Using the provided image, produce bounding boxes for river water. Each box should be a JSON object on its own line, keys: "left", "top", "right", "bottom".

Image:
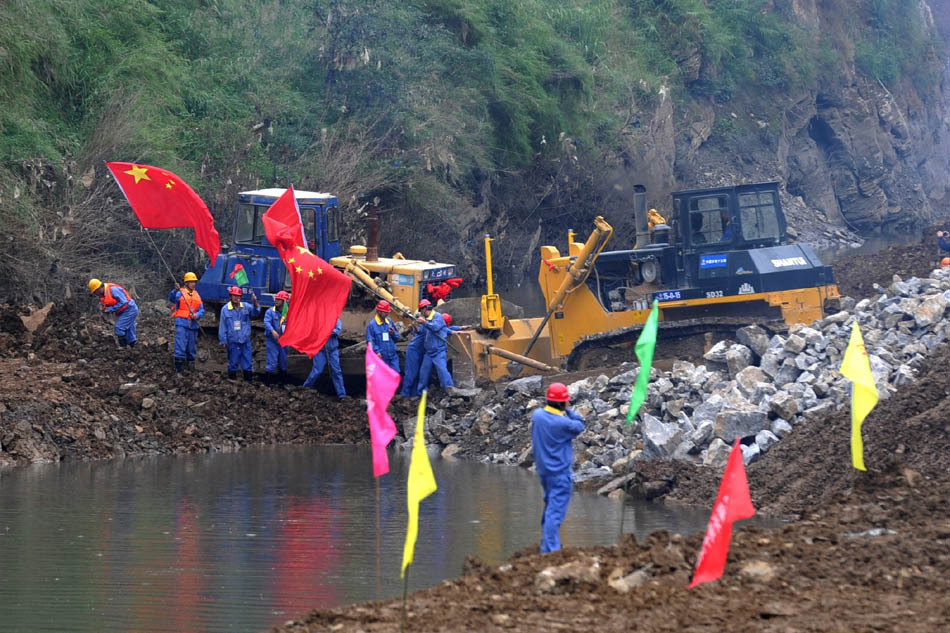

{"left": 0, "top": 445, "right": 712, "bottom": 633}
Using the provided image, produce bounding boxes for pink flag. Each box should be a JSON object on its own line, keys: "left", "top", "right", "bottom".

{"left": 689, "top": 438, "right": 756, "bottom": 588}
{"left": 366, "top": 344, "right": 400, "bottom": 477}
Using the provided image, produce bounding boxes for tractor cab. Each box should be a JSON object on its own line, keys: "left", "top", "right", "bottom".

{"left": 196, "top": 189, "right": 342, "bottom": 309}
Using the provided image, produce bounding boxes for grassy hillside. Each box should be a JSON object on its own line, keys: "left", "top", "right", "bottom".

{"left": 0, "top": 0, "right": 942, "bottom": 301}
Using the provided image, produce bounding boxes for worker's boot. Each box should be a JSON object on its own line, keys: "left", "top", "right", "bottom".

{"left": 243, "top": 370, "right": 253, "bottom": 383}
{"left": 278, "top": 369, "right": 288, "bottom": 386}
{"left": 263, "top": 372, "right": 272, "bottom": 386}
{"left": 174, "top": 359, "right": 184, "bottom": 375}
{"left": 187, "top": 360, "right": 196, "bottom": 372}
{"left": 117, "top": 336, "right": 127, "bottom": 347}
{"left": 227, "top": 370, "right": 237, "bottom": 381}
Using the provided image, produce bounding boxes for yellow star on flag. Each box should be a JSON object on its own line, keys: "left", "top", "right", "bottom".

{"left": 288, "top": 257, "right": 295, "bottom": 264}
{"left": 124, "top": 165, "right": 150, "bottom": 184}
{"left": 296, "top": 245, "right": 312, "bottom": 255}
{"left": 165, "top": 180, "right": 176, "bottom": 189}
{"left": 317, "top": 267, "right": 323, "bottom": 275}
{"left": 307, "top": 270, "right": 315, "bottom": 279}
{"left": 295, "top": 265, "right": 303, "bottom": 274}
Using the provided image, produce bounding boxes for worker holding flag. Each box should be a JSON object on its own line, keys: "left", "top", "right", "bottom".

{"left": 218, "top": 286, "right": 260, "bottom": 382}
{"left": 839, "top": 321, "right": 879, "bottom": 470}
{"left": 167, "top": 272, "right": 204, "bottom": 374}
{"left": 263, "top": 290, "right": 291, "bottom": 385}
{"left": 531, "top": 382, "right": 585, "bottom": 553}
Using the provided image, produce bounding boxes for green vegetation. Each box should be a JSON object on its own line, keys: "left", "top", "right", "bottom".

{"left": 0, "top": 0, "right": 943, "bottom": 298}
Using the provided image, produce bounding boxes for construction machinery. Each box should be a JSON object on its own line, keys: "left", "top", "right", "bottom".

{"left": 196, "top": 188, "right": 460, "bottom": 338}
{"left": 450, "top": 182, "right": 840, "bottom": 383}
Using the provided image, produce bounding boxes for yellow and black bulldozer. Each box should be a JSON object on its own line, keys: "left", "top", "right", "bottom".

{"left": 448, "top": 182, "right": 840, "bottom": 383}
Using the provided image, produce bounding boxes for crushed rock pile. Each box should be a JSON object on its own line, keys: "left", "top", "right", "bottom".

{"left": 417, "top": 266, "right": 950, "bottom": 512}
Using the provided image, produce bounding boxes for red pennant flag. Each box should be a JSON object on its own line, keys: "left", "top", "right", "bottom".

{"left": 105, "top": 162, "right": 221, "bottom": 262}
{"left": 689, "top": 439, "right": 756, "bottom": 588}
{"left": 262, "top": 187, "right": 351, "bottom": 356}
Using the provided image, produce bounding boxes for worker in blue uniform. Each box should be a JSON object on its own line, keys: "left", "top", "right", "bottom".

{"left": 303, "top": 318, "right": 346, "bottom": 399}
{"left": 531, "top": 382, "right": 585, "bottom": 553}
{"left": 218, "top": 286, "right": 260, "bottom": 382}
{"left": 414, "top": 302, "right": 454, "bottom": 394}
{"left": 263, "top": 290, "right": 291, "bottom": 385}
{"left": 399, "top": 299, "right": 432, "bottom": 397}
{"left": 365, "top": 300, "right": 400, "bottom": 372}
{"left": 167, "top": 272, "right": 205, "bottom": 374}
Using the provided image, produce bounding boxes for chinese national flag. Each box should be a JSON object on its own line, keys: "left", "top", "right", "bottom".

{"left": 689, "top": 439, "right": 756, "bottom": 588}
{"left": 262, "top": 187, "right": 351, "bottom": 357}
{"left": 105, "top": 162, "right": 220, "bottom": 262}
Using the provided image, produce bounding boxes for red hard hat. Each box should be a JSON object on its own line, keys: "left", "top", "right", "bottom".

{"left": 546, "top": 382, "right": 570, "bottom": 403}
{"left": 228, "top": 286, "right": 243, "bottom": 296}
{"left": 275, "top": 290, "right": 291, "bottom": 301}
{"left": 442, "top": 313, "right": 452, "bottom": 326}
{"left": 418, "top": 298, "right": 432, "bottom": 309}
{"left": 376, "top": 300, "right": 391, "bottom": 313}
{"left": 942, "top": 257, "right": 950, "bottom": 269}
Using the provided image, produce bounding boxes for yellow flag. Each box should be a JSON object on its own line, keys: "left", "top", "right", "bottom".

{"left": 401, "top": 390, "right": 437, "bottom": 577}
{"left": 839, "top": 322, "right": 879, "bottom": 471}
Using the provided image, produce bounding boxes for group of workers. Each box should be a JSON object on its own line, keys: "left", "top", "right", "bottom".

{"left": 365, "top": 298, "right": 466, "bottom": 398}
{"left": 87, "top": 275, "right": 465, "bottom": 397}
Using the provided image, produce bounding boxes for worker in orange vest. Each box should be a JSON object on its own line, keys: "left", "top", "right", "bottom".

{"left": 167, "top": 272, "right": 205, "bottom": 374}
{"left": 88, "top": 278, "right": 139, "bottom": 347}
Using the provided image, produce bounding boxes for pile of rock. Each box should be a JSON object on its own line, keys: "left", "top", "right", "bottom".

{"left": 420, "top": 268, "right": 950, "bottom": 494}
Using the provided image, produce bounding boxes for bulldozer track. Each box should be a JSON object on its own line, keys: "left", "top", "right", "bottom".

{"left": 566, "top": 315, "right": 787, "bottom": 371}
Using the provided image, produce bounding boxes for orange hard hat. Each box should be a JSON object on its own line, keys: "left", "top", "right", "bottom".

{"left": 442, "top": 313, "right": 452, "bottom": 326}
{"left": 228, "top": 286, "right": 243, "bottom": 296}
{"left": 546, "top": 382, "right": 570, "bottom": 403}
{"left": 941, "top": 257, "right": 950, "bottom": 269}
{"left": 376, "top": 300, "right": 391, "bottom": 313}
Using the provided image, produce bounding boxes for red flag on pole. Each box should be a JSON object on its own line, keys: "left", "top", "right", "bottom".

{"left": 105, "top": 162, "right": 220, "bottom": 262}
{"left": 365, "top": 344, "right": 399, "bottom": 477}
{"left": 261, "top": 187, "right": 351, "bottom": 356}
{"left": 689, "top": 439, "right": 756, "bottom": 588}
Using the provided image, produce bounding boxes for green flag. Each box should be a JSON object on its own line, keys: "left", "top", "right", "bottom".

{"left": 229, "top": 262, "right": 249, "bottom": 286}
{"left": 280, "top": 299, "right": 289, "bottom": 320}
{"left": 625, "top": 300, "right": 659, "bottom": 425}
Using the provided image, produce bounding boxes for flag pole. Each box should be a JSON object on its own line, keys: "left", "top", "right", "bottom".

{"left": 142, "top": 228, "right": 202, "bottom": 335}
{"left": 400, "top": 567, "right": 410, "bottom": 633}
{"left": 376, "top": 477, "right": 382, "bottom": 600}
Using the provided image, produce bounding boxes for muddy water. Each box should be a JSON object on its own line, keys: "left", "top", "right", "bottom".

{"left": 0, "top": 445, "right": 711, "bottom": 633}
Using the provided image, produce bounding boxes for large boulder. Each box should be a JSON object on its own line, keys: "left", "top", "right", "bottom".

{"left": 714, "top": 409, "right": 770, "bottom": 441}
{"left": 641, "top": 414, "right": 683, "bottom": 458}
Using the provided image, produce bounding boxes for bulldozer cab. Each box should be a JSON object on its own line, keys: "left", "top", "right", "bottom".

{"left": 675, "top": 182, "right": 785, "bottom": 251}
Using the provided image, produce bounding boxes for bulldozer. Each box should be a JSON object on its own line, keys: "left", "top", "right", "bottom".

{"left": 448, "top": 182, "right": 840, "bottom": 384}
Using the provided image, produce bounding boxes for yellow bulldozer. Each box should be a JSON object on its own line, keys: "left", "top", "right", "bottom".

{"left": 447, "top": 182, "right": 841, "bottom": 384}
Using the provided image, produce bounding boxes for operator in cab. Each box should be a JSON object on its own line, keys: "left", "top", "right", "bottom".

{"left": 167, "top": 272, "right": 204, "bottom": 374}
{"left": 720, "top": 208, "right": 734, "bottom": 243}
{"left": 366, "top": 300, "right": 400, "bottom": 372}
{"left": 89, "top": 278, "right": 139, "bottom": 348}
{"left": 218, "top": 286, "right": 260, "bottom": 382}
{"left": 531, "top": 382, "right": 585, "bottom": 553}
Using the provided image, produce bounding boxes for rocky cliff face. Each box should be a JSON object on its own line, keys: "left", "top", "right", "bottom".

{"left": 631, "top": 0, "right": 950, "bottom": 242}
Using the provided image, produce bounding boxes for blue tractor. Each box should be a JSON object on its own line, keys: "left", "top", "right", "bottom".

{"left": 196, "top": 188, "right": 342, "bottom": 310}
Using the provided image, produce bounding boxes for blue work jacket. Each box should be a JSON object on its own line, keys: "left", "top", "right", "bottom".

{"left": 218, "top": 301, "right": 260, "bottom": 345}
{"left": 366, "top": 315, "right": 399, "bottom": 359}
{"left": 531, "top": 406, "right": 585, "bottom": 477}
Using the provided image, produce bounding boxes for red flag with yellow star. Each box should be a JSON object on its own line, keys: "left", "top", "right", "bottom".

{"left": 262, "top": 187, "right": 351, "bottom": 356}
{"left": 106, "top": 162, "right": 221, "bottom": 262}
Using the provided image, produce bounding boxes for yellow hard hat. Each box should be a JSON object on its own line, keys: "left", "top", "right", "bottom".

{"left": 88, "top": 278, "right": 102, "bottom": 293}
{"left": 183, "top": 272, "right": 198, "bottom": 282}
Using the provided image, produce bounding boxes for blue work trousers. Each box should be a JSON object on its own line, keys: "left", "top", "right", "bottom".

{"left": 303, "top": 348, "right": 346, "bottom": 398}
{"left": 539, "top": 473, "right": 574, "bottom": 553}
{"left": 265, "top": 339, "right": 288, "bottom": 373}
{"left": 226, "top": 341, "right": 252, "bottom": 372}
{"left": 416, "top": 350, "right": 453, "bottom": 394}
{"left": 174, "top": 324, "right": 198, "bottom": 360}
{"left": 114, "top": 304, "right": 139, "bottom": 345}
{"left": 400, "top": 345, "right": 424, "bottom": 396}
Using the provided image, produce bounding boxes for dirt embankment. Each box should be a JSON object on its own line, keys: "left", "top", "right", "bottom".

{"left": 0, "top": 303, "right": 375, "bottom": 467}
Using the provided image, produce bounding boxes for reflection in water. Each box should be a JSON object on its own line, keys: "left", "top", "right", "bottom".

{"left": 0, "top": 445, "right": 713, "bottom": 633}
